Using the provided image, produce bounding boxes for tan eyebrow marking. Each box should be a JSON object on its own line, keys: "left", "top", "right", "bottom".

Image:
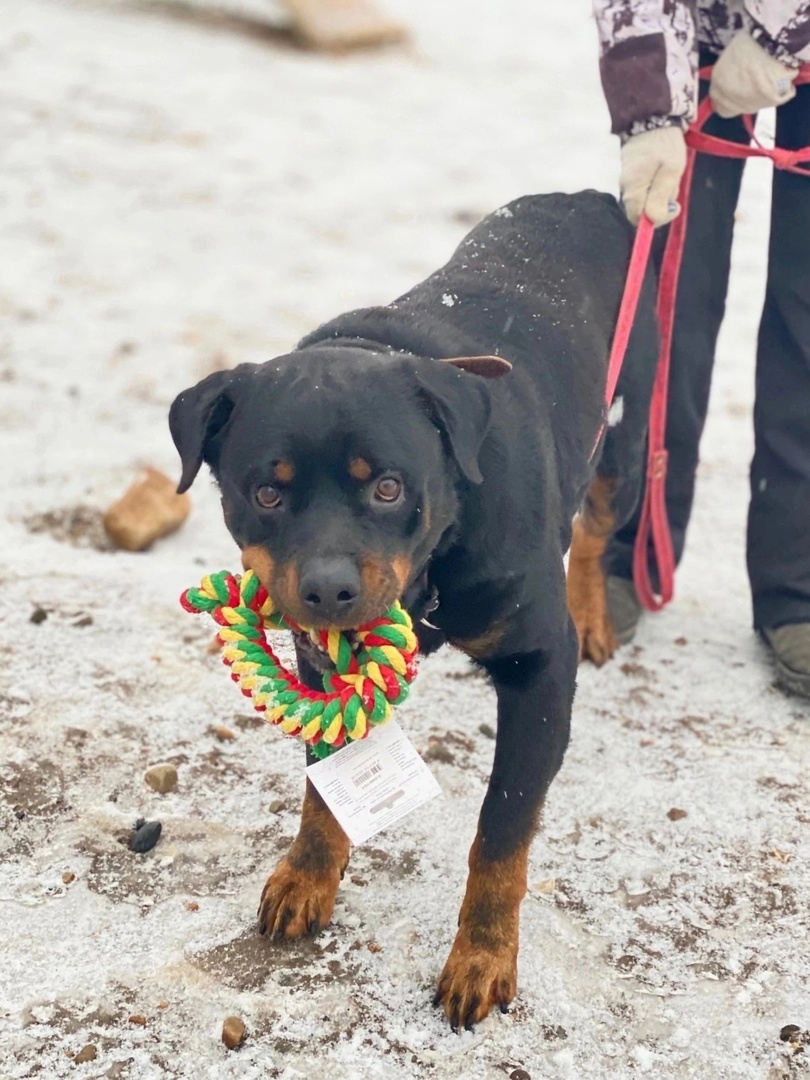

{"left": 349, "top": 457, "right": 372, "bottom": 481}
{"left": 273, "top": 461, "right": 295, "bottom": 483}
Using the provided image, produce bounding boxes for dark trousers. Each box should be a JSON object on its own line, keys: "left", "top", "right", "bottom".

{"left": 609, "top": 77, "right": 810, "bottom": 630}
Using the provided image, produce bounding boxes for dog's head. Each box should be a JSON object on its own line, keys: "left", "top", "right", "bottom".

{"left": 170, "top": 347, "right": 509, "bottom": 629}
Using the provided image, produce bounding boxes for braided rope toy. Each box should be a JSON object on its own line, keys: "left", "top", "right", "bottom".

{"left": 180, "top": 570, "right": 419, "bottom": 758}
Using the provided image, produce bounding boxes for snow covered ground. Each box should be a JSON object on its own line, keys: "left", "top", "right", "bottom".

{"left": 1, "top": 1, "right": 808, "bottom": 1077}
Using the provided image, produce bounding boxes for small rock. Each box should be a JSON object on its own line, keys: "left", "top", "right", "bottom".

{"left": 105, "top": 1063, "right": 132, "bottom": 1079}
{"left": 221, "top": 1016, "right": 246, "bottom": 1050}
{"left": 780, "top": 1024, "right": 802, "bottom": 1043}
{"left": 30, "top": 606, "right": 48, "bottom": 624}
{"left": 72, "top": 614, "right": 93, "bottom": 628}
{"left": 478, "top": 722, "right": 496, "bottom": 739}
{"left": 674, "top": 636, "right": 688, "bottom": 646}
{"left": 185, "top": 900, "right": 199, "bottom": 912}
{"left": 350, "top": 875, "right": 368, "bottom": 887}
{"left": 533, "top": 878, "right": 556, "bottom": 894}
{"left": 667, "top": 807, "right": 688, "bottom": 821}
{"left": 212, "top": 725, "right": 236, "bottom": 742}
{"left": 130, "top": 820, "right": 162, "bottom": 853}
{"left": 74, "top": 1044, "right": 97, "bottom": 1064}
{"left": 62, "top": 871, "right": 75, "bottom": 885}
{"left": 510, "top": 1071, "right": 531, "bottom": 1080}
{"left": 367, "top": 941, "right": 382, "bottom": 954}
{"left": 144, "top": 763, "right": 178, "bottom": 794}
{"left": 129, "top": 1014, "right": 147, "bottom": 1026}
{"left": 268, "top": 799, "right": 286, "bottom": 814}
{"left": 157, "top": 1001, "right": 169, "bottom": 1010}
{"left": 103, "top": 467, "right": 191, "bottom": 552}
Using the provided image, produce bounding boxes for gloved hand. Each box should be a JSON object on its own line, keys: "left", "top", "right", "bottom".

{"left": 710, "top": 29, "right": 798, "bottom": 118}
{"left": 620, "top": 127, "right": 687, "bottom": 227}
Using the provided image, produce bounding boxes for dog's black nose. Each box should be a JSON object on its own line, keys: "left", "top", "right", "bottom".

{"left": 299, "top": 558, "right": 361, "bottom": 623}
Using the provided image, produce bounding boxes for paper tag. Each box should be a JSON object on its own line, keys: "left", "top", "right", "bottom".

{"left": 306, "top": 721, "right": 441, "bottom": 846}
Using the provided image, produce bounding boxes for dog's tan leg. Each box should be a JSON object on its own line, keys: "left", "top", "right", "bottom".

{"left": 434, "top": 831, "right": 528, "bottom": 1029}
{"left": 257, "top": 779, "right": 350, "bottom": 937}
{"left": 566, "top": 475, "right": 618, "bottom": 666}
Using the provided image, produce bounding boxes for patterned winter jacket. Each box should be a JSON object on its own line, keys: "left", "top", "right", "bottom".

{"left": 593, "top": 1, "right": 810, "bottom": 136}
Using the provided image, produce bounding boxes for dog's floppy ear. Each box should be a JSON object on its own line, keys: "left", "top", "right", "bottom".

{"left": 169, "top": 365, "right": 255, "bottom": 493}
{"left": 414, "top": 359, "right": 505, "bottom": 484}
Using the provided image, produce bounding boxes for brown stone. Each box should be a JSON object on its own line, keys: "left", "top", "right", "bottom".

{"left": 185, "top": 900, "right": 199, "bottom": 912}
{"left": 129, "top": 1014, "right": 147, "bottom": 1026}
{"left": 62, "top": 870, "right": 75, "bottom": 884}
{"left": 221, "top": 1016, "right": 246, "bottom": 1050}
{"left": 284, "top": 0, "right": 406, "bottom": 51}
{"left": 144, "top": 763, "right": 178, "bottom": 794}
{"left": 667, "top": 807, "right": 688, "bottom": 821}
{"left": 212, "top": 725, "right": 236, "bottom": 742}
{"left": 103, "top": 467, "right": 190, "bottom": 552}
{"left": 157, "top": 1000, "right": 169, "bottom": 1010}
{"left": 74, "top": 1044, "right": 97, "bottom": 1064}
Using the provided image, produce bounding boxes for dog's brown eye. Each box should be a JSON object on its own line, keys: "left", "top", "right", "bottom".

{"left": 256, "top": 485, "right": 282, "bottom": 509}
{"left": 374, "top": 477, "right": 402, "bottom": 503}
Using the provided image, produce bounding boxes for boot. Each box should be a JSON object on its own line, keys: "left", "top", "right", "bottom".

{"left": 761, "top": 624, "right": 810, "bottom": 698}
{"left": 606, "top": 575, "right": 642, "bottom": 646}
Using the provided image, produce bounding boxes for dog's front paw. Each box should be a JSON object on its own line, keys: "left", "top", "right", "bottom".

{"left": 433, "top": 932, "right": 518, "bottom": 1030}
{"left": 257, "top": 857, "right": 341, "bottom": 938}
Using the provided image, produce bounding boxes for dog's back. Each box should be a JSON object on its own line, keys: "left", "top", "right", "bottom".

{"left": 303, "top": 190, "right": 657, "bottom": 521}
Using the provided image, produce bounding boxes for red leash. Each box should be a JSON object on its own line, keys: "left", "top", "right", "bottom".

{"left": 604, "top": 64, "right": 810, "bottom": 613}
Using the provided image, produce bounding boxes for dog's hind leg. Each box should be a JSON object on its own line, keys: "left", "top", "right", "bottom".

{"left": 257, "top": 649, "right": 350, "bottom": 938}
{"left": 567, "top": 404, "right": 651, "bottom": 665}
{"left": 569, "top": 307, "right": 657, "bottom": 665}
{"left": 566, "top": 473, "right": 621, "bottom": 666}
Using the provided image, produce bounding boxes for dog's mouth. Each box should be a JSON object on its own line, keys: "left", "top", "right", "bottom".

{"left": 242, "top": 546, "right": 412, "bottom": 637}
{"left": 291, "top": 627, "right": 359, "bottom": 674}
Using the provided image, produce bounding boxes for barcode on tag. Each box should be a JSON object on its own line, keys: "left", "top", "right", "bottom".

{"left": 306, "top": 720, "right": 442, "bottom": 846}
{"left": 352, "top": 762, "right": 383, "bottom": 787}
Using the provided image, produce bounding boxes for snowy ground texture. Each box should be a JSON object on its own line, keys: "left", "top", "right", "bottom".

{"left": 1, "top": 1, "right": 809, "bottom": 1077}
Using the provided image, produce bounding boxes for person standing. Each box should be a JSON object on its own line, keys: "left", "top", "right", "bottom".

{"left": 592, "top": 1, "right": 810, "bottom": 697}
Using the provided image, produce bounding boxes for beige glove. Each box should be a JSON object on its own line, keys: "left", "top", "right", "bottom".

{"left": 620, "top": 127, "right": 687, "bottom": 228}
{"left": 710, "top": 29, "right": 798, "bottom": 118}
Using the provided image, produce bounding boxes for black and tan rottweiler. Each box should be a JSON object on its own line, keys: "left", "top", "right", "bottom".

{"left": 170, "top": 191, "right": 658, "bottom": 1030}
